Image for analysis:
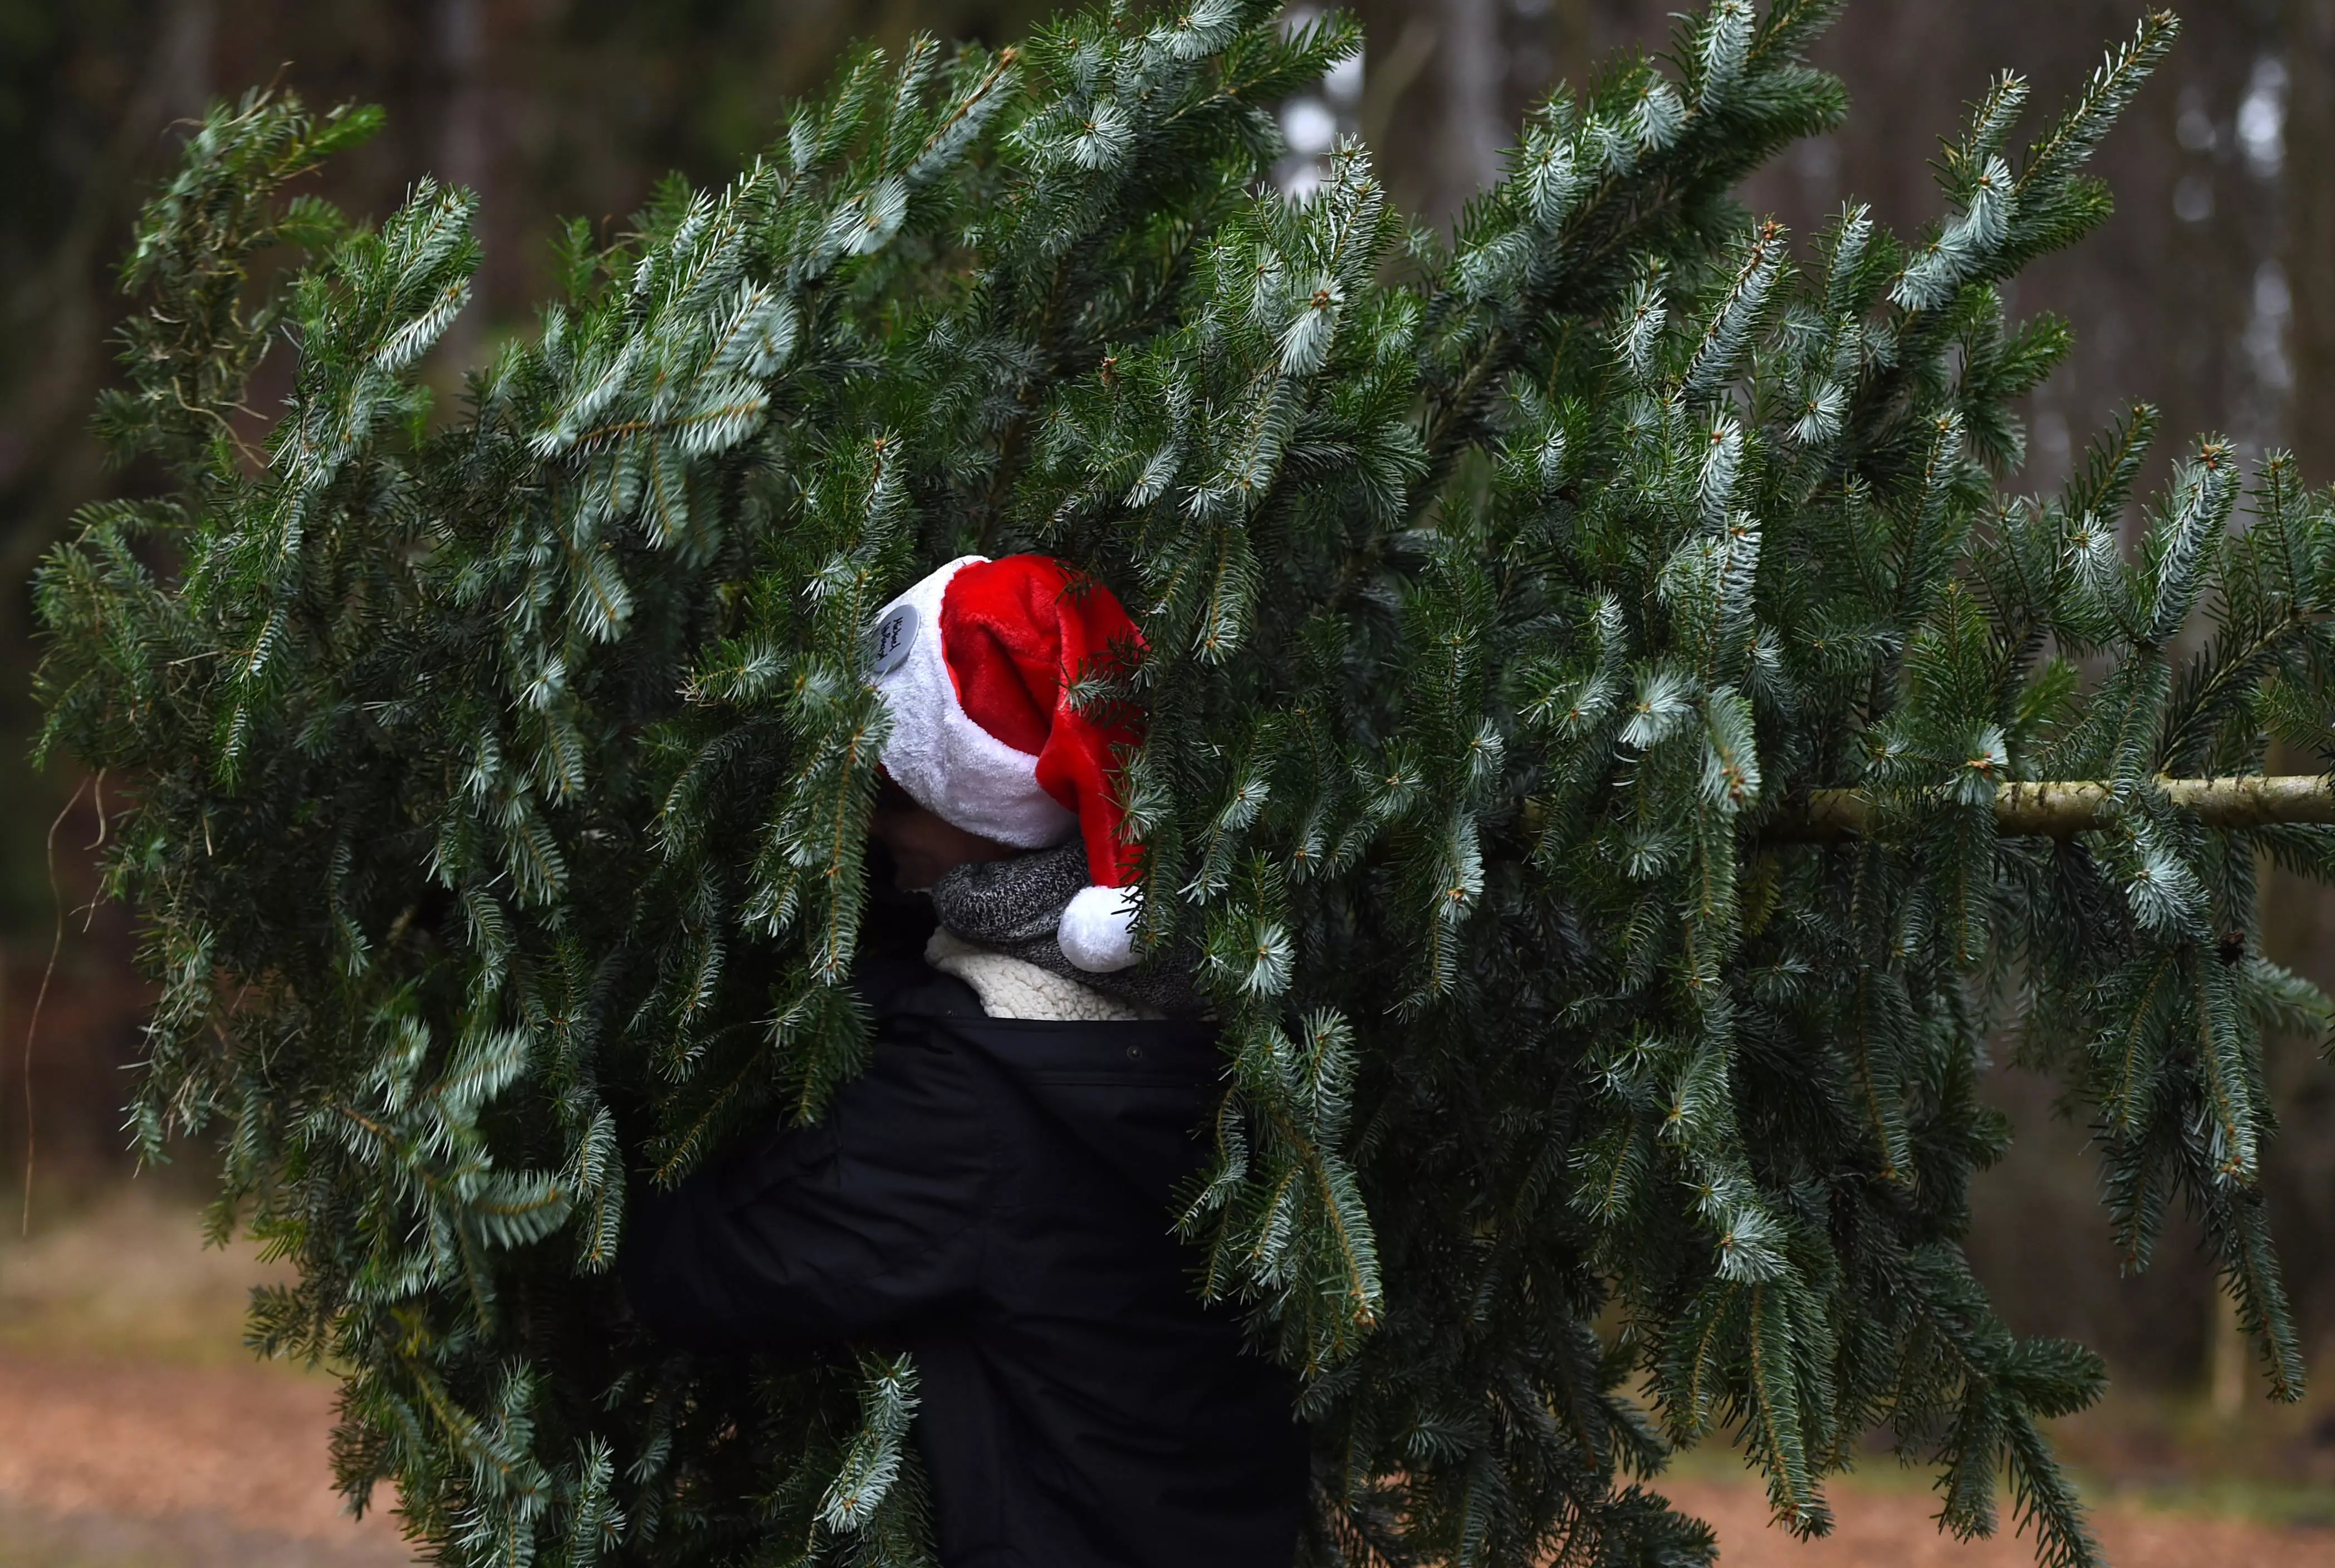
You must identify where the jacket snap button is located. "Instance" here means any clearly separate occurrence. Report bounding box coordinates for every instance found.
[1125,1044,1143,1063]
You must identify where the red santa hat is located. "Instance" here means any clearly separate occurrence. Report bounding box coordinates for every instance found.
[866,554,1146,972]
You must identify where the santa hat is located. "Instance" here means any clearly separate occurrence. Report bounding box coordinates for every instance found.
[865,555,1146,972]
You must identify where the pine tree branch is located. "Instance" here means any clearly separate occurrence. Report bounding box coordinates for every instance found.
[1767,775,2335,842]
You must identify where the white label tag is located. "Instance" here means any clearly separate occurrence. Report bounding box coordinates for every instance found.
[866,601,918,678]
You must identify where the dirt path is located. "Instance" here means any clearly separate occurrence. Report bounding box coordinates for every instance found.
[8,1342,2335,1567]
[0,1347,408,1567]
[1666,1476,2335,1567]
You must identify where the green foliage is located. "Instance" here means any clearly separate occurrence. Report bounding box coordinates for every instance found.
[35,5,2335,1567]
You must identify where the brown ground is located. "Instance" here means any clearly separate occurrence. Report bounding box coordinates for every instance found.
[1666,1476,2335,1567]
[0,1347,408,1567]
[0,1183,410,1566]
[6,1185,2335,1566]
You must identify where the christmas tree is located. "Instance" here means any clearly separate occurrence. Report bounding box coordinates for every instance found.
[33,2,2335,1564]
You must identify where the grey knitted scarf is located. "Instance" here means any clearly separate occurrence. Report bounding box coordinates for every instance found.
[928,844,1205,1018]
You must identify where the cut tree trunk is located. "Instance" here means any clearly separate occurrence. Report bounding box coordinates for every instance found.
[1765,775,2335,842]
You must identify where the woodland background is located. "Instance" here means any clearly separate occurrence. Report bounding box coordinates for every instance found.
[1,0,2332,1409]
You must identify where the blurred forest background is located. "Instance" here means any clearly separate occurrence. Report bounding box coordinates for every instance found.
[0,0,2331,1414]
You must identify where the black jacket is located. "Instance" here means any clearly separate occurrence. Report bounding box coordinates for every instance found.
[623,897,1307,1568]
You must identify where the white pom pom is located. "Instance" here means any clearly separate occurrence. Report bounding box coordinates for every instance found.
[1058,884,1139,972]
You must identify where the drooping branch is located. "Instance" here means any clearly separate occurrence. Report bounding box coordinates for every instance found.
[1765,774,2335,843]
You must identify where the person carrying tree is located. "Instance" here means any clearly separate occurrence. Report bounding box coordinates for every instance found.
[620,554,1308,1568]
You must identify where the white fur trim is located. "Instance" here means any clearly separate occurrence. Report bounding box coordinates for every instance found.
[872,556,1078,850]
[925,929,1157,1021]
[1057,883,1139,973]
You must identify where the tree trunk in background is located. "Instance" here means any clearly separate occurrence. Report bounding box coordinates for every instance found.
[2212,1288,2251,1418]
[1428,0,1506,227]
[1352,0,1668,234]
[433,0,489,370]
[2290,0,2335,481]
[1350,0,1496,232]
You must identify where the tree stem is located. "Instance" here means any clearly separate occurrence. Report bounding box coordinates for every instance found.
[1766,775,2335,842]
